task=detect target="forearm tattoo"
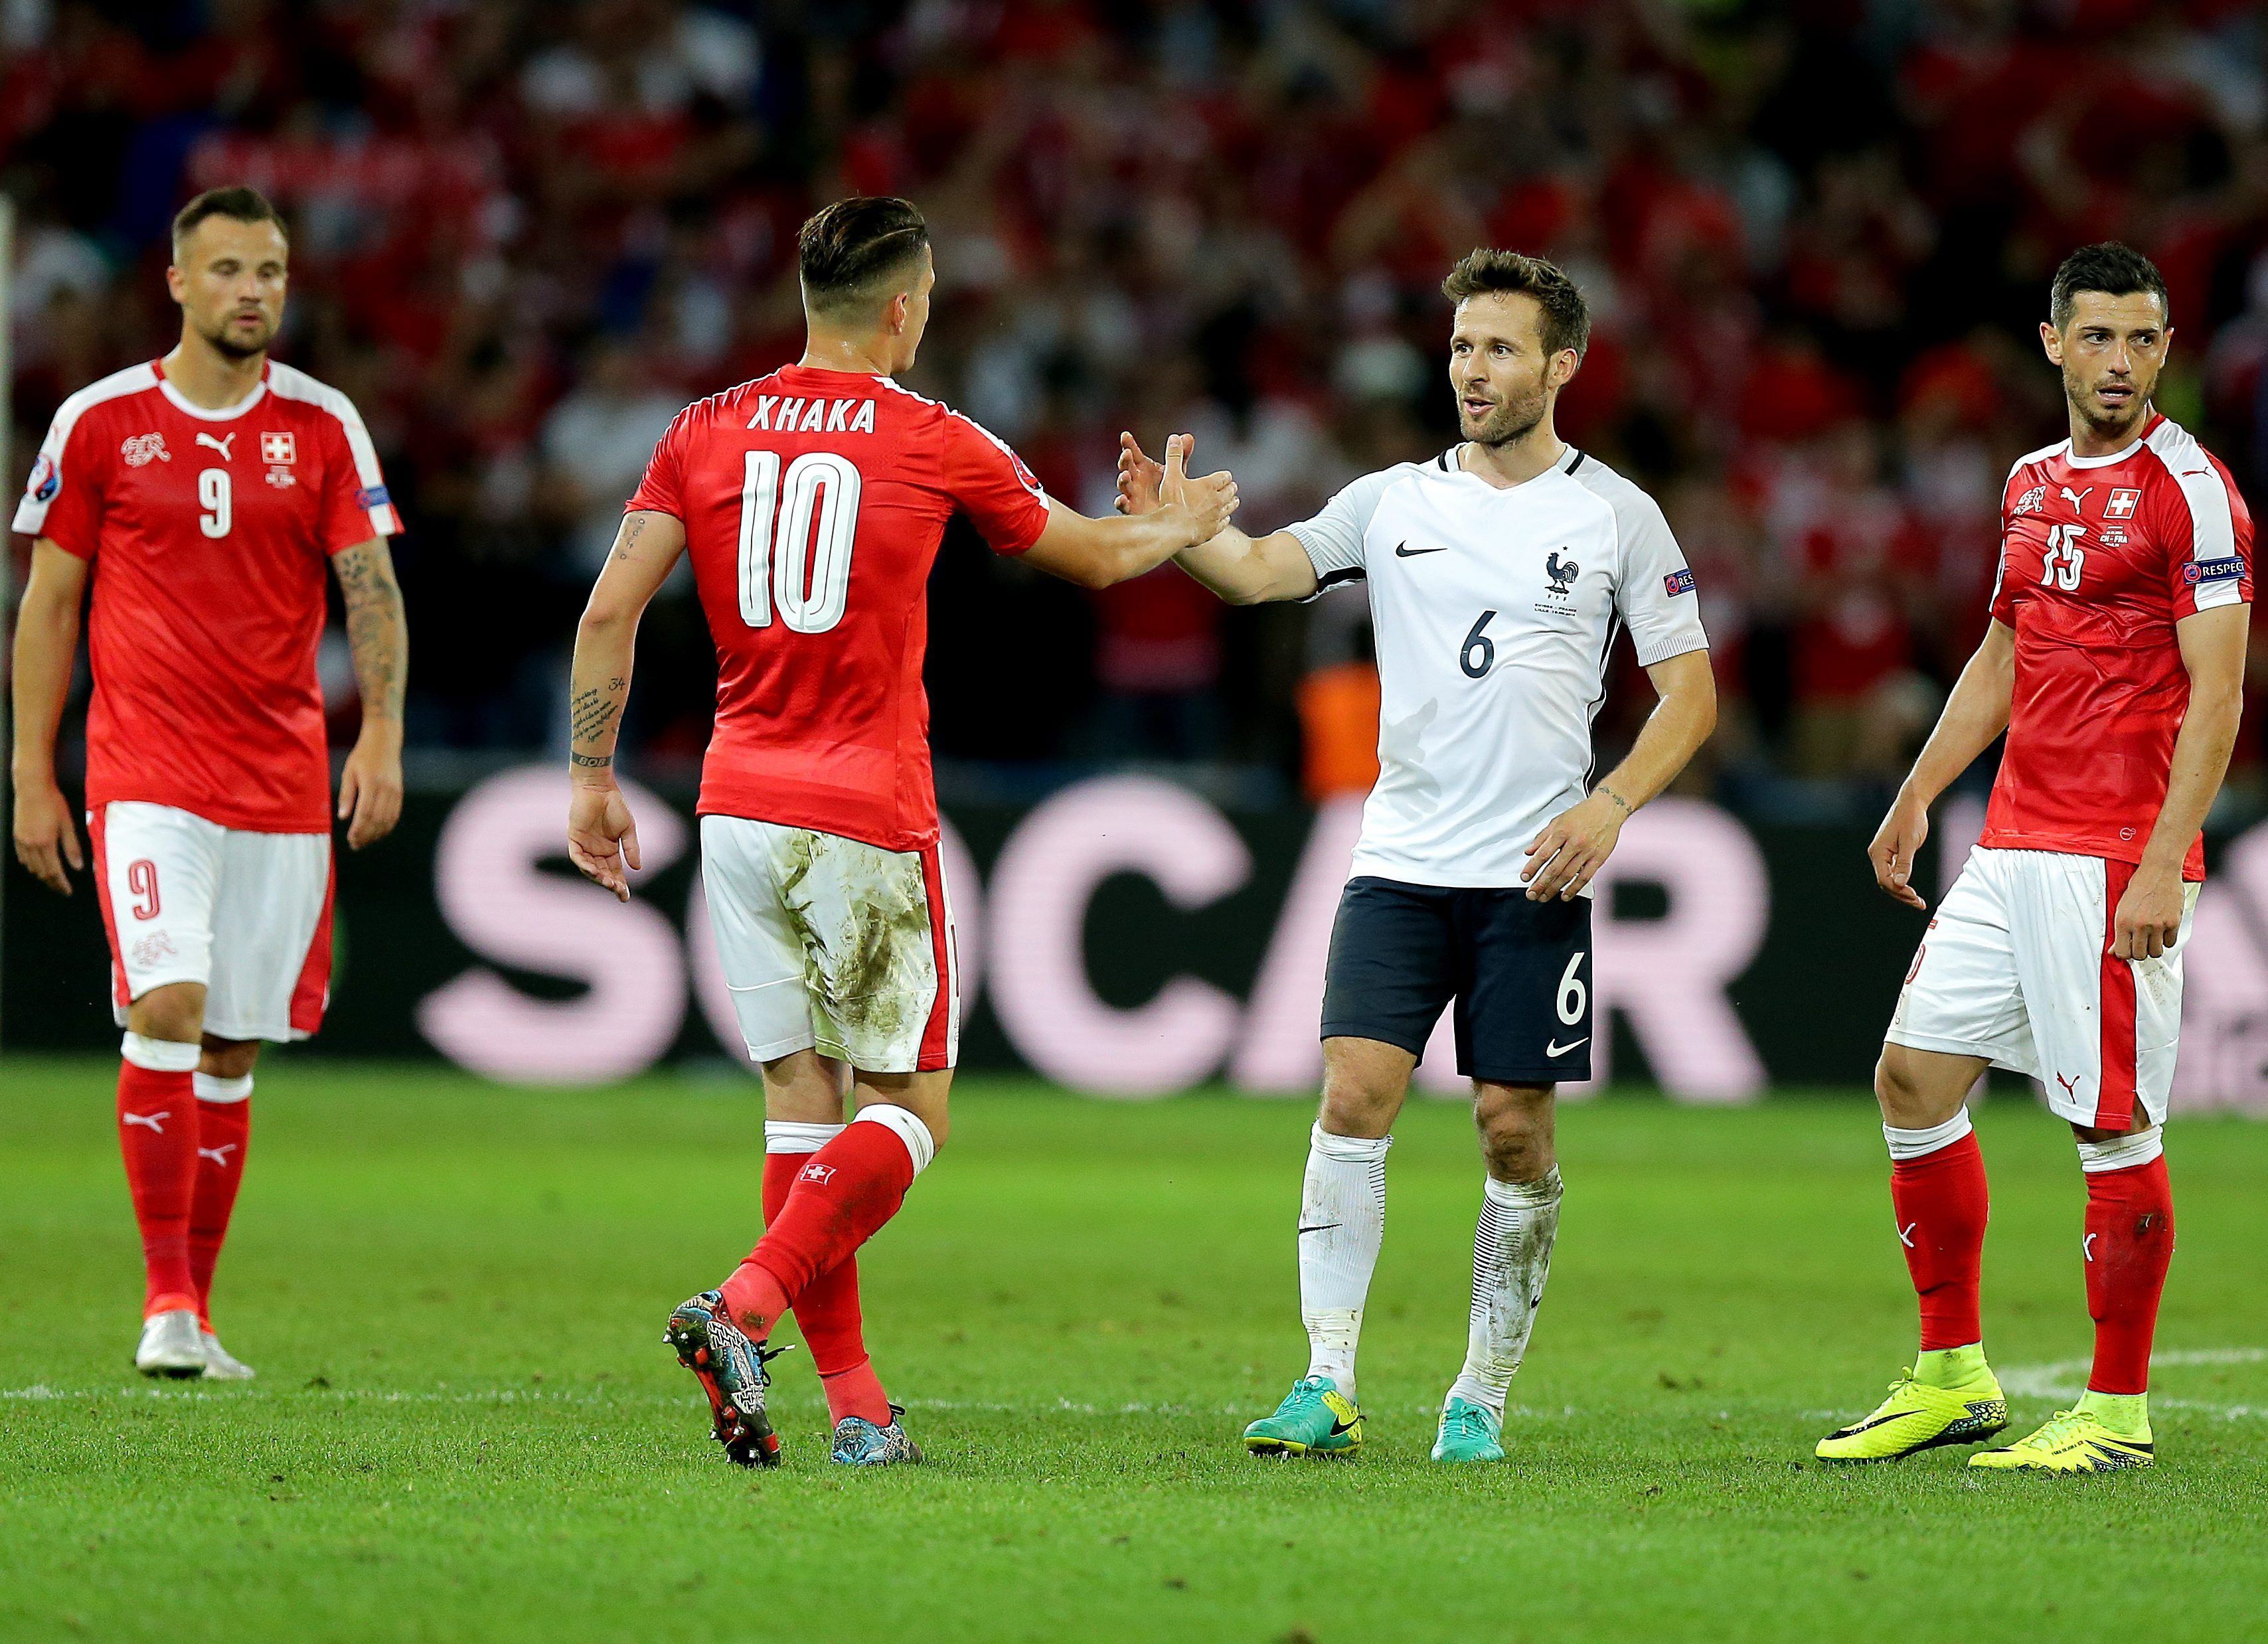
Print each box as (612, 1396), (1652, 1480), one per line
(333, 542), (408, 721)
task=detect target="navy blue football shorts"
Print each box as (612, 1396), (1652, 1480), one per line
(1319, 875), (1593, 1085)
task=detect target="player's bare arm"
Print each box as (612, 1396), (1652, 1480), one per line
(9, 540), (91, 894)
(1523, 647), (1717, 902)
(2114, 602), (2247, 959)
(1115, 431), (1319, 604)
(329, 537), (409, 851)
(1018, 433), (1238, 589)
(565, 508), (688, 901)
(1868, 620), (2016, 910)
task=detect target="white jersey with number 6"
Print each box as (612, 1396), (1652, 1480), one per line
(1289, 445), (1708, 890)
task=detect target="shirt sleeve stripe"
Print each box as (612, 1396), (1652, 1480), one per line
(11, 362), (159, 538)
(268, 364), (401, 537)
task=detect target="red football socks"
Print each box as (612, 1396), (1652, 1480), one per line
(762, 1150), (892, 1427)
(117, 1052), (200, 1316)
(722, 1115), (922, 1341)
(188, 1091), (252, 1328)
(1890, 1129), (1988, 1351)
(2083, 1154), (2174, 1396)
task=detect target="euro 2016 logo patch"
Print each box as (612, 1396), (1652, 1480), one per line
(25, 453), (58, 502)
(1664, 567), (1696, 596)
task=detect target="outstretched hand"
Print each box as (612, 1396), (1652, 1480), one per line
(1152, 433), (1239, 543)
(1117, 431), (1165, 516)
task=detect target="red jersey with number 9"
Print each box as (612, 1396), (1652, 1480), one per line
(1984, 412), (2253, 879)
(12, 359), (402, 833)
(627, 365), (1050, 850)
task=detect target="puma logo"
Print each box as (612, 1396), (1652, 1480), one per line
(2055, 1072), (2082, 1099)
(1897, 1221), (1918, 1250)
(195, 432), (237, 461)
(123, 1110), (169, 1134)
(2059, 485), (2093, 511)
(197, 1144), (238, 1167)
(2083, 1232), (2099, 1262)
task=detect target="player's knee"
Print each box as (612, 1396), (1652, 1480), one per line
(1475, 1085), (1554, 1181)
(199, 1038), (259, 1080)
(127, 983), (204, 1046)
(1317, 1080), (1397, 1139)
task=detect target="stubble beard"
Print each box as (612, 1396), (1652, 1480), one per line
(201, 315), (276, 361)
(1467, 388), (1547, 448)
(2064, 365), (2149, 444)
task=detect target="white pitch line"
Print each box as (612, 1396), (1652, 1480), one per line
(1999, 1347), (2268, 1418)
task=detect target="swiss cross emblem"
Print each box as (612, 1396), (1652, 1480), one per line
(2106, 488), (2140, 519)
(261, 432), (297, 465)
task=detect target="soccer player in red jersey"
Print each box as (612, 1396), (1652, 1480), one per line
(564, 197), (1238, 1467)
(1819, 245), (2251, 1472)
(11, 187), (409, 1381)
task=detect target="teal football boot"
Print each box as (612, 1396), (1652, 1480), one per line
(1430, 1396), (1504, 1463)
(1242, 1375), (1364, 1457)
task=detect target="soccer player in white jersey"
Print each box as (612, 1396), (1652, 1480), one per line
(1119, 250), (1717, 1461)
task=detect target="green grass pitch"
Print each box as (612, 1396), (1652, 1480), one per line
(4, 1058), (2265, 1643)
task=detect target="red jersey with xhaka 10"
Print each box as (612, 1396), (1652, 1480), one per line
(628, 363), (1050, 852)
(1985, 412), (2253, 878)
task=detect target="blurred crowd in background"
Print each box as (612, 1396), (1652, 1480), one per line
(8, 0), (2268, 819)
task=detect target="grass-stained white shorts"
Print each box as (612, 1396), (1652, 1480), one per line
(698, 815), (958, 1074)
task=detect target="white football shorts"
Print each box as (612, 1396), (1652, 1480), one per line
(88, 801), (335, 1042)
(699, 815), (959, 1074)
(1888, 845), (2197, 1130)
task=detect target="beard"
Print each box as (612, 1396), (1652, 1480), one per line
(1462, 380), (1550, 447)
(200, 313), (276, 360)
(2064, 365), (2150, 437)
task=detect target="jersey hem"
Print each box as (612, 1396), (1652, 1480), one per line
(1345, 860), (1597, 896)
(87, 790), (333, 837)
(1973, 833), (2206, 882)
(693, 797), (937, 857)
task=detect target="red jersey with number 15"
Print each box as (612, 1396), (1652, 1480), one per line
(1984, 412), (2253, 879)
(627, 365), (1050, 851)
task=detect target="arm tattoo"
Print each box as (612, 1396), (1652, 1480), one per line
(609, 515), (648, 564)
(570, 687), (621, 742)
(331, 540), (408, 722)
(569, 752), (613, 768)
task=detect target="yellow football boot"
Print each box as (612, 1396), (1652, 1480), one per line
(1969, 1407), (2154, 1474)
(1816, 1368), (2008, 1463)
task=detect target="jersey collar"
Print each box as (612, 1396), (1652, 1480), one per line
(2062, 412), (2161, 469)
(1437, 442), (1586, 483)
(151, 358), (270, 422)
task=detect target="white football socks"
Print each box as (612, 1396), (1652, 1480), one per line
(1446, 1167), (1563, 1420)
(1298, 1122), (1390, 1401)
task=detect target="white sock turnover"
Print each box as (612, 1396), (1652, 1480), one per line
(1298, 1122), (1390, 1401)
(1446, 1168), (1564, 1420)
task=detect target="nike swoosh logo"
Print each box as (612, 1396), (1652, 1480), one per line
(1329, 1416), (1356, 1434)
(1546, 1038), (1587, 1056)
(1297, 1223), (1340, 1235)
(1394, 540), (1447, 557)
(1837, 1409), (1916, 1436)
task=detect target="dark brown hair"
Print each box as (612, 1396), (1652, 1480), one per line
(171, 186), (287, 258)
(1441, 248), (1589, 359)
(797, 196), (930, 319)
(2050, 242), (2170, 332)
